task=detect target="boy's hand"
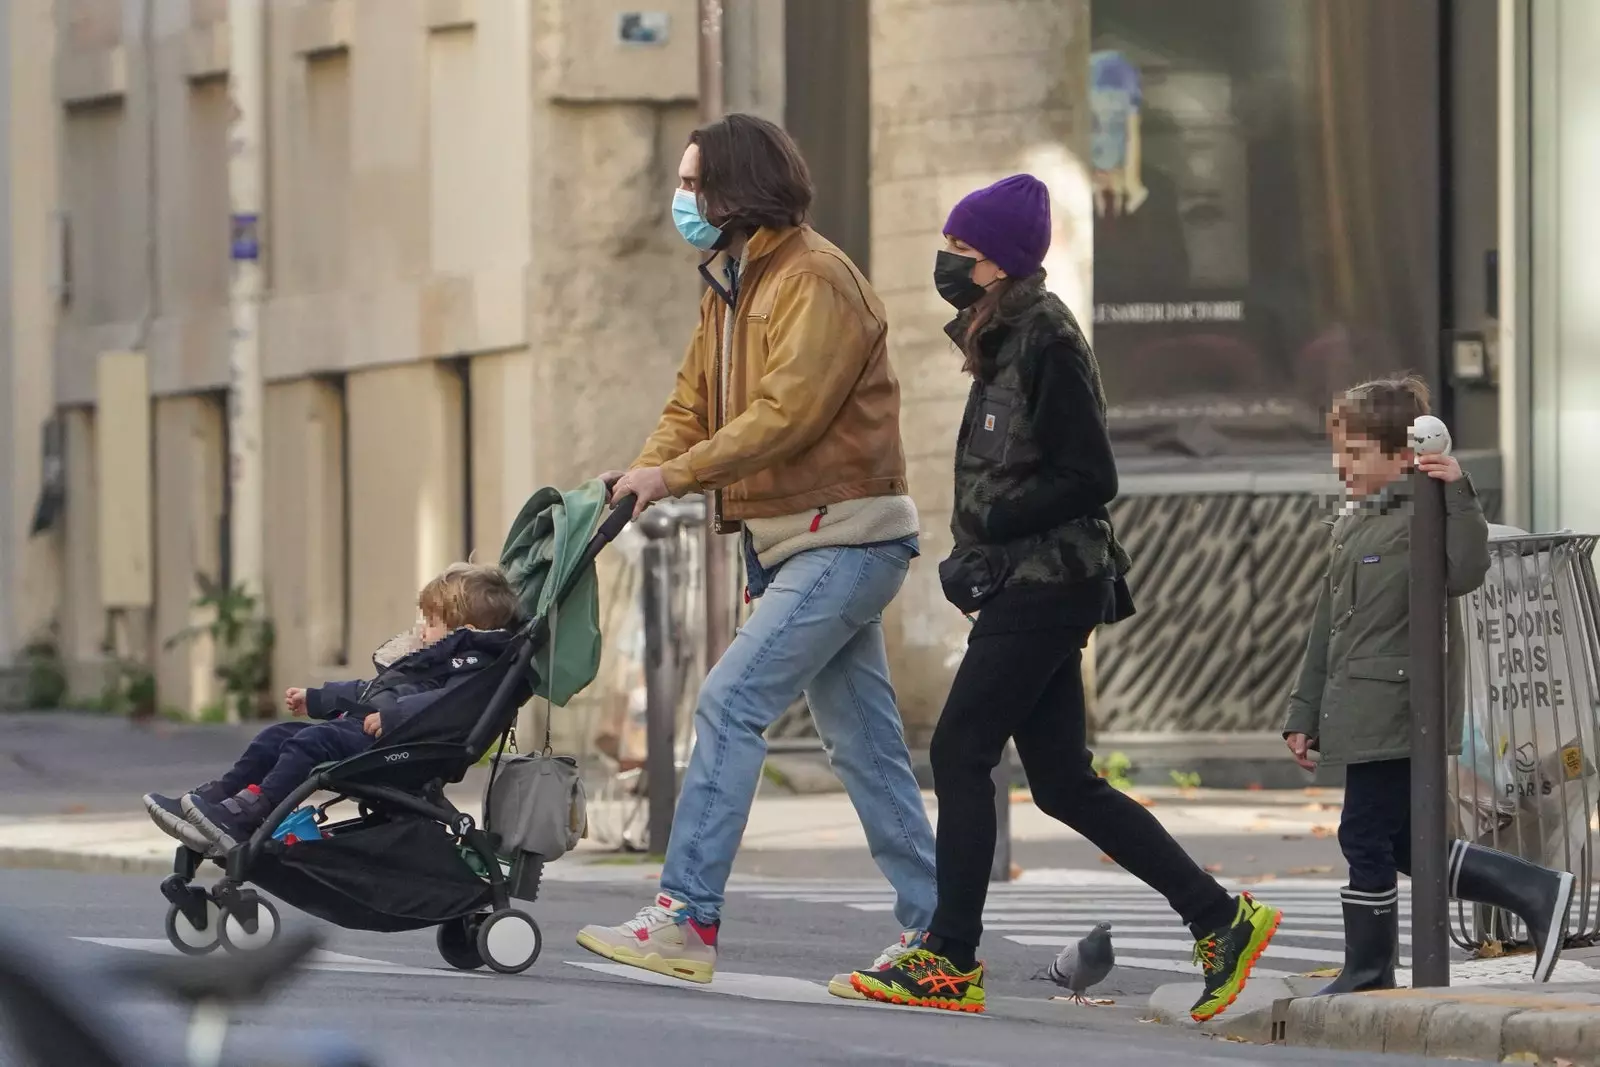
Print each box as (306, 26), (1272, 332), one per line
(1416, 452), (1463, 483)
(363, 713), (383, 738)
(285, 688), (307, 716)
(1285, 732), (1317, 771)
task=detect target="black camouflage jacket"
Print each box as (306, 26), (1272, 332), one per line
(944, 273), (1134, 629)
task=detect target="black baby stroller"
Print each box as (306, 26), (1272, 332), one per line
(154, 494), (636, 975)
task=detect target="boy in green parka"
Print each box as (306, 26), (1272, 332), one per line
(1285, 374), (1573, 992)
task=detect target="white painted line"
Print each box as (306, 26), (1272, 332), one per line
(564, 961), (973, 1015)
(75, 938), (483, 979)
(983, 923), (1413, 944)
(998, 935), (1387, 967)
(1040, 953), (1296, 979)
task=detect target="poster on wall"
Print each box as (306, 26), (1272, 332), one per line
(1089, 0), (1441, 459)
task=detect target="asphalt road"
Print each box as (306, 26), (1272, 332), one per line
(0, 867), (1459, 1067)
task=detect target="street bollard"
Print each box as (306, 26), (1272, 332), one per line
(991, 744), (1013, 883)
(1408, 415), (1451, 988)
(639, 510), (679, 857)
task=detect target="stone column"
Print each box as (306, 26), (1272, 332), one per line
(870, 0), (1092, 742)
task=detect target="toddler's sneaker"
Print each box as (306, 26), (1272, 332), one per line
(142, 783), (227, 854)
(828, 931), (924, 1000)
(182, 785), (272, 853)
(575, 893), (718, 984)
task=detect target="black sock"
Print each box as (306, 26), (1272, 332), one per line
(1188, 895), (1240, 940)
(924, 933), (978, 972)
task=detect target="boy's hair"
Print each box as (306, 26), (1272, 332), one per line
(418, 563), (520, 632)
(1331, 373), (1432, 455)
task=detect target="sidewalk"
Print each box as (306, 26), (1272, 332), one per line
(1148, 955), (1600, 1064)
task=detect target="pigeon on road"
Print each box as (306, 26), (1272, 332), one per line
(1047, 921), (1115, 1005)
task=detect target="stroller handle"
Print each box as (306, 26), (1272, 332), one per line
(598, 492), (638, 543)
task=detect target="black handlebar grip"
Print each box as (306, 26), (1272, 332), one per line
(599, 494), (638, 541)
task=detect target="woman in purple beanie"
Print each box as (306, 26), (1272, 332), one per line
(848, 174), (1282, 1021)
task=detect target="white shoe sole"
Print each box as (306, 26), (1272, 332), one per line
(143, 795), (217, 854)
(1532, 870), (1575, 983)
(575, 928), (715, 984)
(180, 794), (242, 853)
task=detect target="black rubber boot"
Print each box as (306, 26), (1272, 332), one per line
(1450, 840), (1574, 983)
(1318, 887), (1399, 995)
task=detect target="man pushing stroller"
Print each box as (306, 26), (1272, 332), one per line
(142, 563), (522, 854)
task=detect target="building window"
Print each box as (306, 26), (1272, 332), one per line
(1090, 0), (1442, 458)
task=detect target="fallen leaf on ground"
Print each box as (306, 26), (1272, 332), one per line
(1302, 968), (1341, 978)
(1302, 802), (1336, 812)
(1246, 783), (1264, 791)
(1285, 865), (1333, 876)
(1131, 794), (1156, 807)
(1010, 790), (1033, 805)
(1204, 863), (1224, 873)
(1303, 787), (1328, 796)
(1247, 820), (1276, 832)
(1009, 862), (1023, 880)
(1236, 873), (1279, 885)
(1310, 825), (1337, 838)
(61, 804), (88, 815)
(1280, 835), (1304, 842)
(1475, 939), (1505, 959)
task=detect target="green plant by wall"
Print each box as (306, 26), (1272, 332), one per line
(20, 626), (68, 709)
(1093, 750), (1134, 791)
(165, 574), (276, 721)
(1170, 769), (1203, 791)
(94, 658), (157, 718)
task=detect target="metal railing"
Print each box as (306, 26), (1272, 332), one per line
(1451, 531), (1600, 951)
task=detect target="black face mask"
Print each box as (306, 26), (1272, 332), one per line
(934, 250), (989, 310)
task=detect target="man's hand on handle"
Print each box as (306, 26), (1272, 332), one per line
(606, 466), (670, 518)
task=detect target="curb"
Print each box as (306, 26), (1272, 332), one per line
(1277, 986), (1600, 1064)
(0, 847), (172, 877)
(1148, 977), (1325, 1044)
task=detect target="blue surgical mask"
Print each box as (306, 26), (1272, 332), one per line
(672, 188), (723, 251)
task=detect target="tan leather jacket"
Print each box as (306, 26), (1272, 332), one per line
(632, 225), (909, 526)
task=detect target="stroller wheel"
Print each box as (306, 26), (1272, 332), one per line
(436, 914), (486, 970)
(219, 896), (281, 953)
(164, 899), (222, 955)
(476, 909), (541, 975)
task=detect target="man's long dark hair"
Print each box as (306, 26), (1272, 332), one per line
(690, 113), (813, 234)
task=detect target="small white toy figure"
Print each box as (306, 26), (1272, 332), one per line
(1408, 414), (1452, 457)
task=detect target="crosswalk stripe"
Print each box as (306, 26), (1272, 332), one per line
(983, 923), (1412, 943)
(74, 937), (483, 979)
(564, 961), (967, 1014)
(995, 935), (1373, 967)
(1078, 954), (1297, 979)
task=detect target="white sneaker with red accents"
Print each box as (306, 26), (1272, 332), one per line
(828, 931), (926, 1000)
(575, 893), (719, 984)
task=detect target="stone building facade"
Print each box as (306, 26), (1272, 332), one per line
(0, 0), (1093, 747)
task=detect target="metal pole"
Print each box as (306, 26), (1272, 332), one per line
(640, 512), (678, 856)
(698, 0), (733, 671)
(991, 744), (1013, 883)
(1409, 467), (1451, 987)
(226, 0), (266, 602)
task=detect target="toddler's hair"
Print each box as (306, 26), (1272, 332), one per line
(418, 563), (520, 632)
(1330, 373), (1432, 455)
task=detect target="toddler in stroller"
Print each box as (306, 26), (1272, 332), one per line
(142, 562), (522, 854)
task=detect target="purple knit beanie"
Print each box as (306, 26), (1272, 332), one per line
(943, 174), (1052, 279)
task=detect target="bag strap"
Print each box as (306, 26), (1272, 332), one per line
(539, 593), (557, 756)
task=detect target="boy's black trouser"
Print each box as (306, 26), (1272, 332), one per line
(1338, 758), (1413, 892)
(217, 719), (373, 806)
(927, 625), (1235, 949)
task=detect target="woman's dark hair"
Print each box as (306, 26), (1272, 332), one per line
(960, 277), (1017, 376)
(1330, 373), (1432, 455)
(689, 113), (813, 233)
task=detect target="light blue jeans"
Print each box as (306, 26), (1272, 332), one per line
(659, 543), (938, 930)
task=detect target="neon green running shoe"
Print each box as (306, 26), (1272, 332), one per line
(1189, 893), (1283, 1022)
(850, 948), (986, 1013)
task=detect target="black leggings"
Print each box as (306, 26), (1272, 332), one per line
(928, 626), (1235, 948)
